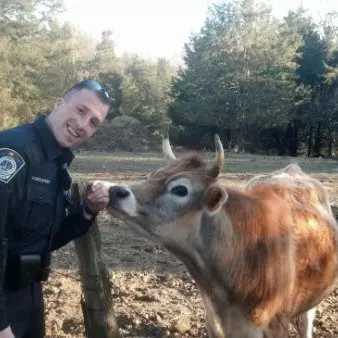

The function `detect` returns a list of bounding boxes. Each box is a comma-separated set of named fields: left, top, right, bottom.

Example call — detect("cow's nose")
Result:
left=109, top=186, right=130, bottom=199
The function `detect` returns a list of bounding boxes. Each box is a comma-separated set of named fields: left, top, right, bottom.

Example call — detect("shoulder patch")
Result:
left=0, top=148, right=26, bottom=184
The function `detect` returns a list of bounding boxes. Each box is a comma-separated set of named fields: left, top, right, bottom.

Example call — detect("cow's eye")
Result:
left=171, top=185, right=188, bottom=197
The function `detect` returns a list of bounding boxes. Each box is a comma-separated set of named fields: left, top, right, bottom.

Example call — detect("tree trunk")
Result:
left=327, top=128, right=335, bottom=158
left=226, top=129, right=232, bottom=151
left=290, top=120, right=299, bottom=157
left=285, top=123, right=293, bottom=156
left=313, top=122, right=322, bottom=157
left=274, top=129, right=285, bottom=156
left=307, top=124, right=314, bottom=157
left=239, top=123, right=245, bottom=152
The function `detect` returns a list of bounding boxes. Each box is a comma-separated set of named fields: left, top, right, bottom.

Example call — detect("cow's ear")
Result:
left=202, top=184, right=228, bottom=215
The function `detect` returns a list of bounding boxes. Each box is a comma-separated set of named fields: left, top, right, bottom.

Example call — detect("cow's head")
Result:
left=107, top=133, right=227, bottom=246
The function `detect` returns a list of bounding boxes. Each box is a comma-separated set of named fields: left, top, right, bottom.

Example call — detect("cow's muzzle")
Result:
left=109, top=186, right=131, bottom=200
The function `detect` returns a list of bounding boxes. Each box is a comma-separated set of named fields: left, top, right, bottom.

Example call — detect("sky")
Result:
left=61, top=0, right=338, bottom=63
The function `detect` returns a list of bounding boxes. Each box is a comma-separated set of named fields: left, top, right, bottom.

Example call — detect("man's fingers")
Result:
left=83, top=181, right=112, bottom=212
left=86, top=196, right=110, bottom=213
left=90, top=196, right=109, bottom=205
left=91, top=181, right=112, bottom=191
left=87, top=189, right=109, bottom=201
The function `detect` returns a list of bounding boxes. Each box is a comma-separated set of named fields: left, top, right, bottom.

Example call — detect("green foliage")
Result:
left=170, top=1, right=301, bottom=137
left=169, top=1, right=337, bottom=156
left=0, top=0, right=176, bottom=130
left=120, top=55, right=175, bottom=124
left=0, top=0, right=336, bottom=157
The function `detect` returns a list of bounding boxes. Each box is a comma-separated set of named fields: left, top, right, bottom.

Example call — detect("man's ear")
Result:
left=202, top=184, right=228, bottom=215
left=54, top=97, right=63, bottom=110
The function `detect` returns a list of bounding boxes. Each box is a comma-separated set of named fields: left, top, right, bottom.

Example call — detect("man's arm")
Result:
left=51, top=182, right=110, bottom=251
left=0, top=148, right=27, bottom=336
left=0, top=186, right=10, bottom=332
left=50, top=207, right=96, bottom=251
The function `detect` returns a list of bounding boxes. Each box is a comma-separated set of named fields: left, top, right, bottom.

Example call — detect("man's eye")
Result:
left=77, top=108, right=86, bottom=115
left=170, top=185, right=188, bottom=197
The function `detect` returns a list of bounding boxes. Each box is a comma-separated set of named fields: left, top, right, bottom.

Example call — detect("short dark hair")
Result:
left=63, top=79, right=110, bottom=106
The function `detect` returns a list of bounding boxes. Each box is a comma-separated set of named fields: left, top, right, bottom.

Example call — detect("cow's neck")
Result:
left=165, top=207, right=263, bottom=337
left=168, top=238, right=263, bottom=338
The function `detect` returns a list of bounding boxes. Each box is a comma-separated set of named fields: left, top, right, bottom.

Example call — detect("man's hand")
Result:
left=0, top=327, right=15, bottom=338
left=83, top=181, right=112, bottom=214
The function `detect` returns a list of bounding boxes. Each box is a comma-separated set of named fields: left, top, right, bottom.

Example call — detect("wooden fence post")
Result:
left=70, top=182, right=120, bottom=338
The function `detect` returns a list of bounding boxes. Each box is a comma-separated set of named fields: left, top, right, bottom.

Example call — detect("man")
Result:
left=0, top=79, right=111, bottom=338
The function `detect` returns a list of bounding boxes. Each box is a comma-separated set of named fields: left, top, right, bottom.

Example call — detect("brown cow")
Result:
left=106, top=135, right=338, bottom=338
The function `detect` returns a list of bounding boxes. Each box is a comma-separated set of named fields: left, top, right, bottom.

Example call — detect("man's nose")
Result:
left=77, top=118, right=88, bottom=133
left=109, top=186, right=130, bottom=199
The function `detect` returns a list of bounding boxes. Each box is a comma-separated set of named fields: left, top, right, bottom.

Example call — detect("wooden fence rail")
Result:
left=71, top=182, right=120, bottom=338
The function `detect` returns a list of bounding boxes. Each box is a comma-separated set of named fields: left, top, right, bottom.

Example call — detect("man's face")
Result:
left=46, top=88, right=109, bottom=148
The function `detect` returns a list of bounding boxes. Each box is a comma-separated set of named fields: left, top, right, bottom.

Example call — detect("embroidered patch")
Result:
left=0, top=148, right=26, bottom=184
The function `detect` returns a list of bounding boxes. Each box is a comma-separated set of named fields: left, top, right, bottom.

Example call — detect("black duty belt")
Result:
left=5, top=254, right=50, bottom=291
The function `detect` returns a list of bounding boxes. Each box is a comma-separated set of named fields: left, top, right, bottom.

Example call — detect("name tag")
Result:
left=32, top=176, right=51, bottom=184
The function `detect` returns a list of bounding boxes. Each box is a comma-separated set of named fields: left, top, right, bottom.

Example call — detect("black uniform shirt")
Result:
left=0, top=114, right=95, bottom=330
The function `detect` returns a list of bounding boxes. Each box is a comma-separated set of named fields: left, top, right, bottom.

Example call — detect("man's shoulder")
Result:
left=0, top=122, right=36, bottom=151
left=0, top=122, right=39, bottom=166
left=0, top=123, right=39, bottom=183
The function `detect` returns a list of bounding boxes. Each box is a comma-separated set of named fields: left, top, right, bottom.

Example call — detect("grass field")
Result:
left=44, top=151, right=338, bottom=338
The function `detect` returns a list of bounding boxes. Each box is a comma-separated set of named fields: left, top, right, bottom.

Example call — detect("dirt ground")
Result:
left=43, top=151, right=338, bottom=338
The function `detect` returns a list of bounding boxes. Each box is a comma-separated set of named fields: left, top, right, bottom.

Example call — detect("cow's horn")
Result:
left=161, top=126, right=176, bottom=160
left=211, top=134, right=225, bottom=176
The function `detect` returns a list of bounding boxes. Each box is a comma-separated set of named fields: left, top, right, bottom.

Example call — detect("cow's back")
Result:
left=246, top=166, right=338, bottom=317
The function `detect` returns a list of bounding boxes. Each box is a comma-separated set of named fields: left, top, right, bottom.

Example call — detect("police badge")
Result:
left=0, top=148, right=26, bottom=184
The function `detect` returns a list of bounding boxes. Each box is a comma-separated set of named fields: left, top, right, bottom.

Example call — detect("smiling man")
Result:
left=0, top=79, right=110, bottom=338
left=46, top=81, right=109, bottom=148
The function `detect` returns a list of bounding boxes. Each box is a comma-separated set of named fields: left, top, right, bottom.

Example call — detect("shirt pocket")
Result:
left=25, top=184, right=56, bottom=232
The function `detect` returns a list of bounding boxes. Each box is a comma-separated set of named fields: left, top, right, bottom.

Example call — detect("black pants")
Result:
left=6, top=282, right=45, bottom=338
